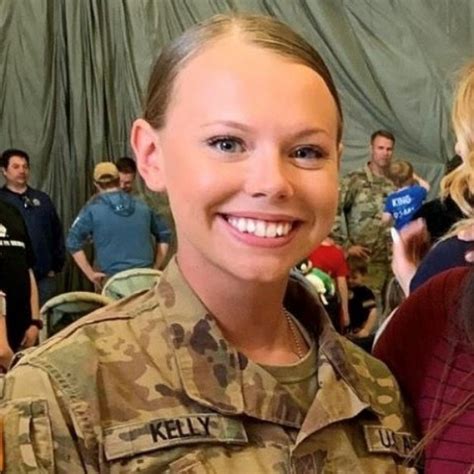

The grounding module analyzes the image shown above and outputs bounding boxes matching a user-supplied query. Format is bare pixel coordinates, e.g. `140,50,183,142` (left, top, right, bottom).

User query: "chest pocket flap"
104,413,248,461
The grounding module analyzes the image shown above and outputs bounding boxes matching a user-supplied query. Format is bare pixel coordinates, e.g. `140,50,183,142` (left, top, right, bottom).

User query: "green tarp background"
1,0,473,290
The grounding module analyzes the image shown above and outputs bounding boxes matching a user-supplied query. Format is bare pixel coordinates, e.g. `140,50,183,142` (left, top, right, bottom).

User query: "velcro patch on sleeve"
363,425,417,458
104,413,248,461
1,398,54,472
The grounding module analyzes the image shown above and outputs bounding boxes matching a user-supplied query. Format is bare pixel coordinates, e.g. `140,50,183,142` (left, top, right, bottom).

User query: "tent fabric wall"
1,0,472,290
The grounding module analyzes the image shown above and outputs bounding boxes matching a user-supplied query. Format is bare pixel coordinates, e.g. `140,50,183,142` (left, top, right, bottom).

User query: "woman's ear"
131,118,166,192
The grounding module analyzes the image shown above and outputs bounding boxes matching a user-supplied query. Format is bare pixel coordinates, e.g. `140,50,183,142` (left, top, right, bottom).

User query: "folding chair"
39,292,112,342
101,268,162,300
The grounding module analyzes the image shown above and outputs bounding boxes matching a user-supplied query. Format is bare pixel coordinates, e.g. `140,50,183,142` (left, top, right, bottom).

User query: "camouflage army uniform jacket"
0,259,418,473
332,165,395,263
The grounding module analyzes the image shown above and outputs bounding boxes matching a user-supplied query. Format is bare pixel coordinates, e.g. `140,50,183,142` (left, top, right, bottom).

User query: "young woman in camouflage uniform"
0,14,418,473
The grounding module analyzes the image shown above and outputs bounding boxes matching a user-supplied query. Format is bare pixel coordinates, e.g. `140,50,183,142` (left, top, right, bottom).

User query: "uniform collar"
156,259,398,435
364,163,391,185
364,163,375,183
155,259,303,428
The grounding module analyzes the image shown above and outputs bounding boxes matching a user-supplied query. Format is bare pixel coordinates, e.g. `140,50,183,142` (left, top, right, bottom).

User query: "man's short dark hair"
0,148,30,168
116,157,137,174
370,130,395,144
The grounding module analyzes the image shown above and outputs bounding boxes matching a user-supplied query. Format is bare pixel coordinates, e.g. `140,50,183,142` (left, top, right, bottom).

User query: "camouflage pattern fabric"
332,165,395,293
366,261,391,303
0,258,419,473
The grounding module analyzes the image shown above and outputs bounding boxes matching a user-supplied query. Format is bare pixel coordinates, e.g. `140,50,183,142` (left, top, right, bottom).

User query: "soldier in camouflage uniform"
332,131,396,300
0,260,418,472
0,14,419,473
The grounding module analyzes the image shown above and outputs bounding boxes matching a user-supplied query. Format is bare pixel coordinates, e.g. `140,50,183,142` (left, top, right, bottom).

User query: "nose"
244,149,294,200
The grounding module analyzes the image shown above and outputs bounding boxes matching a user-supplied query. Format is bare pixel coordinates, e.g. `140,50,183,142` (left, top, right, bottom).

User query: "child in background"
383,160,430,230
346,256,377,351
308,237,349,331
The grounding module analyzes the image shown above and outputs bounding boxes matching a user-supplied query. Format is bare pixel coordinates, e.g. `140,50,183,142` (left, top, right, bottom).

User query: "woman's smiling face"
134,36,341,284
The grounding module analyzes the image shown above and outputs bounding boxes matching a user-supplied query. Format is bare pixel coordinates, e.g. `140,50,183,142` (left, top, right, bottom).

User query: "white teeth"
265,222,277,238
226,216,293,238
247,219,256,233
255,220,266,237
276,223,284,236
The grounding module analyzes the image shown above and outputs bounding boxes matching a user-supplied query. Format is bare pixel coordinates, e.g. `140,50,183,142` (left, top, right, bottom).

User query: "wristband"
29,319,44,330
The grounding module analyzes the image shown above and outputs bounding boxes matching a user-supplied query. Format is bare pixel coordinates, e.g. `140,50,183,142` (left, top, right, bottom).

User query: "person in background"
0,14,417,472
0,291,12,370
0,199,42,367
374,61,474,473
67,162,169,287
0,148,65,306
332,130,396,302
382,160,430,230
345,256,377,350
411,154,464,244
308,236,349,331
116,156,171,266
116,156,137,194
391,104,474,294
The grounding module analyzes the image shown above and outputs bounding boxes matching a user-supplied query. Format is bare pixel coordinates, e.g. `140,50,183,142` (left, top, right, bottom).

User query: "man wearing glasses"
0,149,65,307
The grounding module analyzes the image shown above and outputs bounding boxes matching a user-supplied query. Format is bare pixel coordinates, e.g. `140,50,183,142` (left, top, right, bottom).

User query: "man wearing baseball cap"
66,162,167,288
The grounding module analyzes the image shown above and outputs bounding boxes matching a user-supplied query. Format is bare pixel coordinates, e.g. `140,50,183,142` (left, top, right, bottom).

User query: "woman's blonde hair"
143,13,343,141
440,62,474,216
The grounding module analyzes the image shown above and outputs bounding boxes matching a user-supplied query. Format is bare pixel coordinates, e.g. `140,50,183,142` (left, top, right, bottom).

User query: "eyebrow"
201,121,330,138
288,127,330,140
201,120,252,132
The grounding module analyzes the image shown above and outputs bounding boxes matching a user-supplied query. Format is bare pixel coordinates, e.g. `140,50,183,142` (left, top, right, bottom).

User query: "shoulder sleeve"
66,207,93,253
0,365,94,472
410,237,469,292
412,185,427,201
419,186,428,200
340,337,417,439
361,286,376,305
150,212,172,243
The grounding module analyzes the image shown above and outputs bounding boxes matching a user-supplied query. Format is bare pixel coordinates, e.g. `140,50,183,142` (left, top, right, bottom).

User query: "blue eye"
290,146,325,160
207,136,245,153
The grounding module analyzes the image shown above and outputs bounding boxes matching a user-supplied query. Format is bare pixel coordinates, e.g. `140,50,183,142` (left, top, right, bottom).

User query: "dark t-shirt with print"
348,285,376,330
0,199,35,350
